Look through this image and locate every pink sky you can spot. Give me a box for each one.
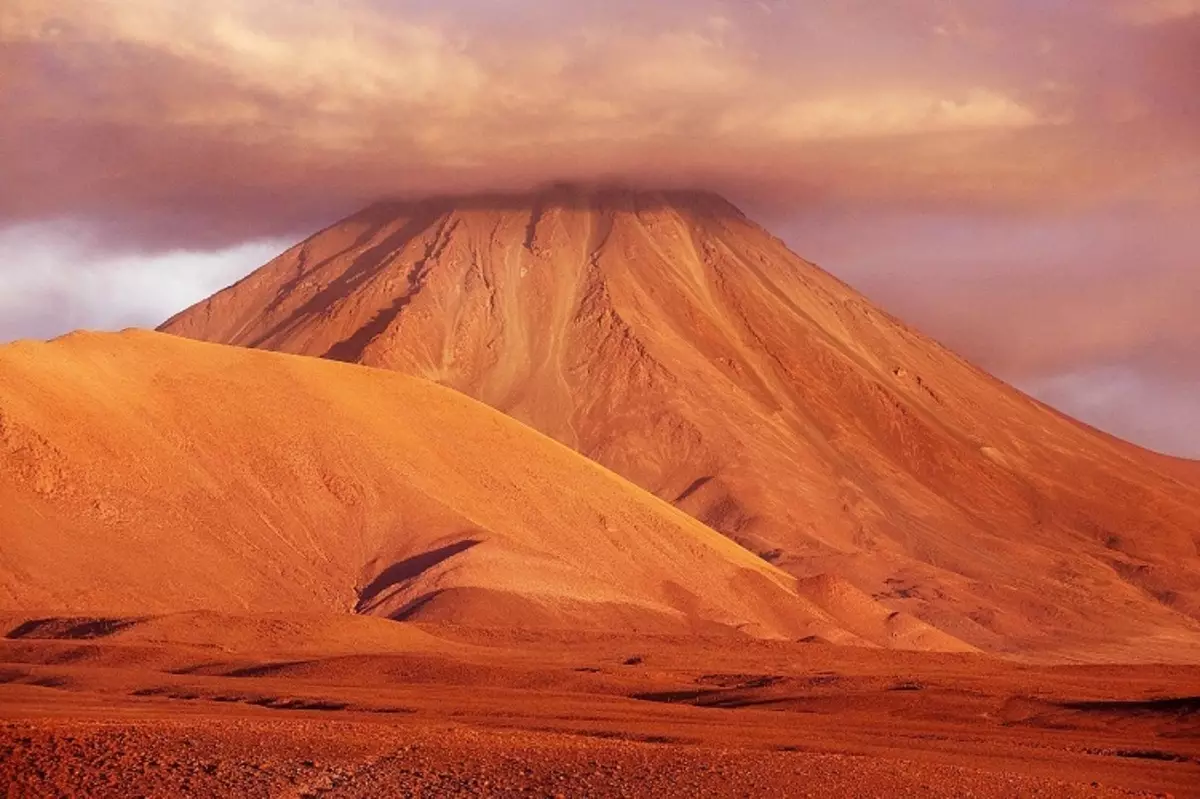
[1,0,1198,455]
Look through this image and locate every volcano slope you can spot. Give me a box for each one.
[162,186,1200,661]
[0,329,872,642]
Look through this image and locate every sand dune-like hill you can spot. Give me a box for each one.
[795,574,976,654]
[162,185,1200,661]
[0,329,957,648]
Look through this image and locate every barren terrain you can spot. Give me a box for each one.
[2,613,1198,798]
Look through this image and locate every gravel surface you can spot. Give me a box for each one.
[0,718,1167,799]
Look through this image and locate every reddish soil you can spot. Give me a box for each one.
[1,615,1197,797]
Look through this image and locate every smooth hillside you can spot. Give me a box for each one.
[0,329,963,647]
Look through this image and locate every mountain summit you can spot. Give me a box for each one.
[162,185,1200,659]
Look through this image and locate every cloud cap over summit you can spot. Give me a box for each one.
[3,0,1197,248]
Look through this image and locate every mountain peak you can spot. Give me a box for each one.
[358,183,746,221]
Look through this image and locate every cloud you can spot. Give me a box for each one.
[786,201,1200,376]
[9,0,1187,249]
[1021,367,1200,458]
[753,89,1044,141]
[1114,0,1200,25]
[0,223,284,342]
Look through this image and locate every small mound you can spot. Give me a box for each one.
[795,574,978,653]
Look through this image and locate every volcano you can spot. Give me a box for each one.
[161,185,1200,660]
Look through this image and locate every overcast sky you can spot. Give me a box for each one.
[1,0,1198,456]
